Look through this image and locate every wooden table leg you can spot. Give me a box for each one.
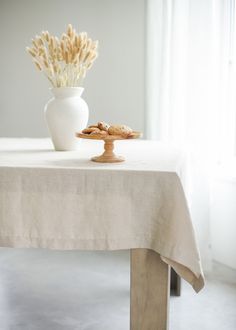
[130,249,170,330]
[171,268,181,296]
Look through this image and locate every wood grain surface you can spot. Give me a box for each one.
[130,249,170,330]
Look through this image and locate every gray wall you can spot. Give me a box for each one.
[0,0,145,137]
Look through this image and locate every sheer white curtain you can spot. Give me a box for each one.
[145,0,235,271]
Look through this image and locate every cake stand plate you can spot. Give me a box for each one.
[76,131,142,163]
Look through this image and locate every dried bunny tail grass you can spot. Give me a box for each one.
[74,35,78,47]
[73,51,81,64]
[26,47,37,57]
[38,48,45,56]
[41,31,50,42]
[70,28,76,41]
[45,31,50,42]
[79,49,87,62]
[65,51,69,64]
[48,64,54,75]
[56,51,63,61]
[34,61,42,71]
[81,67,87,78]
[49,36,55,49]
[67,24,73,37]
[68,39,73,52]
[85,38,92,49]
[53,63,60,73]
[86,61,93,70]
[31,39,38,49]
[92,51,98,59]
[61,33,69,41]
[43,59,49,68]
[55,36,60,45]
[38,36,45,46]
[81,41,87,51]
[86,50,98,62]
[86,52,98,68]
[87,52,98,63]
[42,51,49,62]
[80,32,88,42]
[76,35,82,48]
[84,50,94,63]
[27,24,99,87]
[60,39,65,53]
[91,40,99,50]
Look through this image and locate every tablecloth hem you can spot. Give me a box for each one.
[161,256,205,293]
[0,235,204,292]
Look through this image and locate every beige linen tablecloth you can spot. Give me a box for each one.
[0,138,204,292]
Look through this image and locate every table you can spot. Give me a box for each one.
[0,138,204,330]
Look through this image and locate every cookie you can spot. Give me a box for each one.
[82,127,100,134]
[90,130,108,136]
[108,125,133,138]
[97,121,110,132]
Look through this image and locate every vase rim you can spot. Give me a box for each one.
[50,86,84,98]
[50,86,83,89]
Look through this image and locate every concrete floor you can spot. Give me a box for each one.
[0,249,235,330]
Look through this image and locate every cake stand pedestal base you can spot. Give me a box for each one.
[91,140,125,163]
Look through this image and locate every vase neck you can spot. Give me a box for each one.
[51,87,84,98]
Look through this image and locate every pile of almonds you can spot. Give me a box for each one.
[82,122,133,138]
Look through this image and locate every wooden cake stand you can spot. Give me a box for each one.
[76,131,142,163]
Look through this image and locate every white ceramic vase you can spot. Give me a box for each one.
[44,87,89,151]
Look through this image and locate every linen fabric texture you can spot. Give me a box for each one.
[0,138,204,292]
